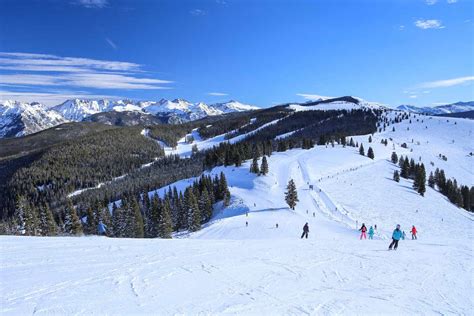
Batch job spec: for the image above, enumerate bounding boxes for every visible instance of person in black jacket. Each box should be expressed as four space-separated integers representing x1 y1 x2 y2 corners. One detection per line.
301 223 309 239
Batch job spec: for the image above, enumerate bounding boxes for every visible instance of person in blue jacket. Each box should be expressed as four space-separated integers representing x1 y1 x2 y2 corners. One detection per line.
368 226 375 239
388 224 402 250
97 220 107 236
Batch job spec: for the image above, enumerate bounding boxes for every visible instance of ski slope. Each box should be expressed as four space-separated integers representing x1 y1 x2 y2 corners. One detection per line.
1 110 473 315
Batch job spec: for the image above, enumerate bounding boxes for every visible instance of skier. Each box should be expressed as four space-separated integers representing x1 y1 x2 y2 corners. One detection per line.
301 223 309 239
312 212 315 217
411 225 417 240
368 226 374 240
246 221 248 227
388 224 403 250
276 223 279 229
374 224 377 231
97 221 107 236
359 223 367 240
402 231 406 240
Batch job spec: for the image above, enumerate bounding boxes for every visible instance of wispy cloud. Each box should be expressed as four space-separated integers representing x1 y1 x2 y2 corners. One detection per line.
418 76 474 88
296 93 333 100
415 19 445 29
447 0 457 3
73 0 109 9
0 52 172 90
208 92 228 96
409 95 418 99
0 90 123 107
105 38 118 50
190 9 206 16
399 25 405 31
425 0 437 5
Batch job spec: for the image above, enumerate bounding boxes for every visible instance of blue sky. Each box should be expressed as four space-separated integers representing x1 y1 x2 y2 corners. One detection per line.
0 0 473 107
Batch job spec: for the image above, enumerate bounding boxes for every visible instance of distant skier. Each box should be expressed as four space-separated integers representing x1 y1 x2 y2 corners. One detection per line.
368 226 374 240
301 223 309 239
388 224 403 250
312 212 315 217
276 223 279 229
246 221 248 227
97 221 107 236
359 223 367 240
402 231 406 240
374 224 377 231
411 225 417 240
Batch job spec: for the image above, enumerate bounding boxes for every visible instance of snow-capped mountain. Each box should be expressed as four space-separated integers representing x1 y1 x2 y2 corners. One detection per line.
0 98 259 138
52 98 259 123
0 100 68 138
397 101 474 115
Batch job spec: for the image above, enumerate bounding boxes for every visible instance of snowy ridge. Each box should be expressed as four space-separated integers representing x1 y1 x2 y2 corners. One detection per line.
397 101 474 115
0 100 68 137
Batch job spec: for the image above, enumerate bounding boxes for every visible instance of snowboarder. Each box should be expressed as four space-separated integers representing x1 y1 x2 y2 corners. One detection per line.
301 223 309 239
359 223 367 239
388 224 403 250
97 221 107 236
368 226 374 239
246 221 248 227
411 225 417 240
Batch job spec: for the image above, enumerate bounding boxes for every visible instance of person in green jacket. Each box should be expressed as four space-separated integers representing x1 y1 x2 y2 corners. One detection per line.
368 226 374 239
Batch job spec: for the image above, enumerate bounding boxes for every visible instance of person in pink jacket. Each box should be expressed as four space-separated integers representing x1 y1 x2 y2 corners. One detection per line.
359 223 367 240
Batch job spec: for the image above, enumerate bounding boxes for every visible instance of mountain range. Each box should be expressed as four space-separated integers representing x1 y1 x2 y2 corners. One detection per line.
396 101 474 115
0 98 258 138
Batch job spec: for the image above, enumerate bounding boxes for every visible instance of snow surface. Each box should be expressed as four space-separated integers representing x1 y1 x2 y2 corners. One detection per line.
1 111 473 315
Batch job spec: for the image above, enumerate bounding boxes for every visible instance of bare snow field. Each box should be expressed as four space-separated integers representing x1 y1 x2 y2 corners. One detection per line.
1 110 473 315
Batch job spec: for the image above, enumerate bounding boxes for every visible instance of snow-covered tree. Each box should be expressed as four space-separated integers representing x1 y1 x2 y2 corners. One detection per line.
359 144 365 156
393 170 400 182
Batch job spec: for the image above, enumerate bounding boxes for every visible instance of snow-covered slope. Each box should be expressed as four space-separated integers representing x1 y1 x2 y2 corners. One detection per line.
290 96 387 112
1 103 472 314
0 100 68 138
2 112 472 314
397 101 474 115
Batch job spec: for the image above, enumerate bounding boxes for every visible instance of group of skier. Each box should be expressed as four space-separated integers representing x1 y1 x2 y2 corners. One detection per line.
299 222 418 250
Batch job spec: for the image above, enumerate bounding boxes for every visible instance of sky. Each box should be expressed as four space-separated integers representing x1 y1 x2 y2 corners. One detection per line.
0 0 473 108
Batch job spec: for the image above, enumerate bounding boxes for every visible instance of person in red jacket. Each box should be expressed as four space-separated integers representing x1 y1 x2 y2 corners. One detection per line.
359 223 367 240
411 225 417 240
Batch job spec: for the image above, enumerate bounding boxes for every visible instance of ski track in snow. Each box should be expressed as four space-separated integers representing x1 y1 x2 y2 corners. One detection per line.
2 111 473 315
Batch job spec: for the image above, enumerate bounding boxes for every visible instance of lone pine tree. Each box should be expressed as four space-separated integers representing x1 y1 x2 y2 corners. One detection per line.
393 170 400 182
285 179 299 210
367 147 375 159
260 155 269 175
359 144 365 156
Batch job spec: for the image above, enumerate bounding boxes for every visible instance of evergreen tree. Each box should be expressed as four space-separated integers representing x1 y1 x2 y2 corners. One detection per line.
199 188 213 222
401 158 410 178
158 198 173 238
349 137 355 147
393 170 400 182
38 204 57 236
131 197 144 238
250 155 260 174
391 152 398 164
219 172 231 206
359 144 365 156
368 135 372 143
428 172 435 188
13 195 38 235
185 188 201 232
64 201 83 235
147 197 161 238
84 206 98 235
260 155 269 175
414 164 426 196
398 155 404 168
367 147 375 159
285 179 299 210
